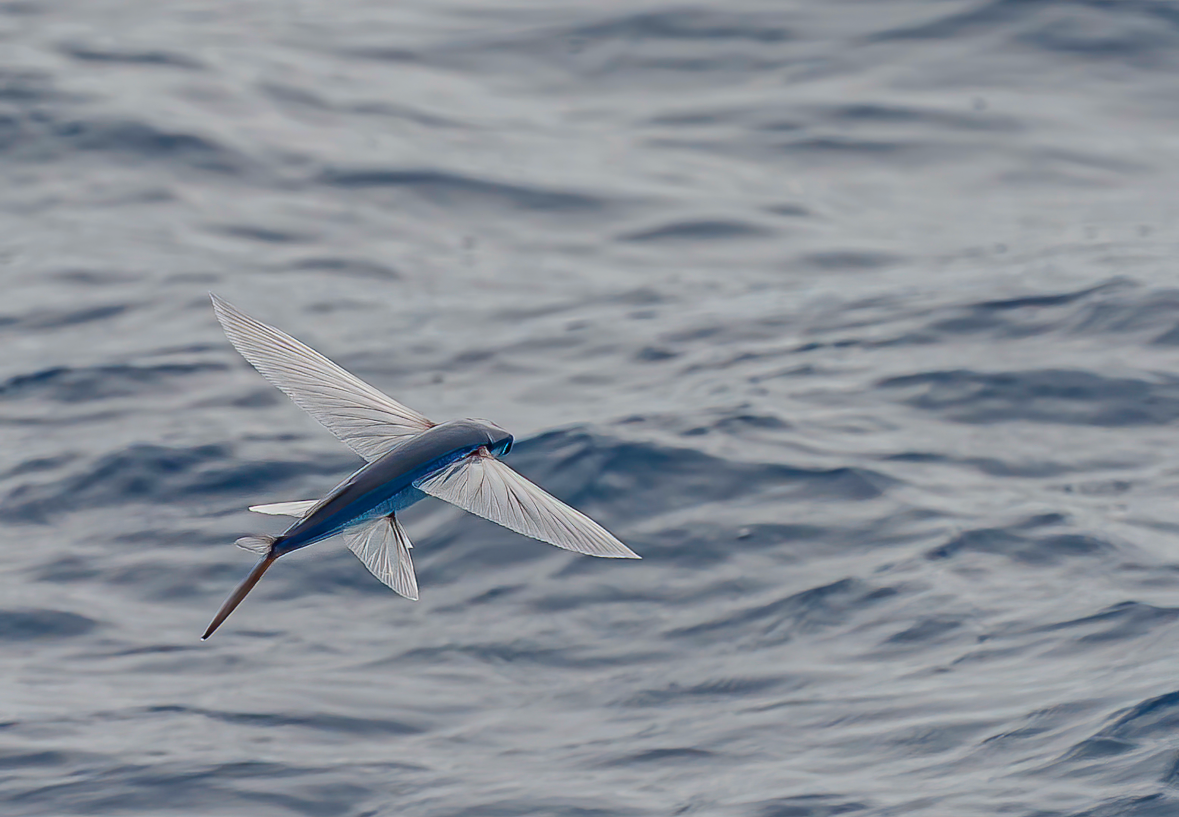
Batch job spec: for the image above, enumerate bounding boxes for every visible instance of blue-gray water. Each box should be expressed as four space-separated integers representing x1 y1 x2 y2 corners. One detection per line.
3 1 1179 815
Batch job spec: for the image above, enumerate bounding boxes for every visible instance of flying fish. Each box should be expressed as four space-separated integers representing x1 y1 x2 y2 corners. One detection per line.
202 295 639 639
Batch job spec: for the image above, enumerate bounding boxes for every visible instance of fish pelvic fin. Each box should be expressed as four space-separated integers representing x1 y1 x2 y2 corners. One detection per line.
202 553 278 640
235 534 278 554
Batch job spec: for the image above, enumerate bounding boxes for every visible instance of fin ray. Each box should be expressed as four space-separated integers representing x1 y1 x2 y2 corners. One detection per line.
415 451 639 559
235 534 277 554
343 516 418 600
248 500 319 518
211 294 434 462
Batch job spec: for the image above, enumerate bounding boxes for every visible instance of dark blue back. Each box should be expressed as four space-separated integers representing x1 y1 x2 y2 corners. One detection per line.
276 419 510 552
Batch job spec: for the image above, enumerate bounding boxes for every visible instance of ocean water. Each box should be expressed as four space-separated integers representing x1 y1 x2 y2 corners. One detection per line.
3 0 1179 814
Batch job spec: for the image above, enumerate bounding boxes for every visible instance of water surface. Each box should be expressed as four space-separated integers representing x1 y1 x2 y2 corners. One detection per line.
3 1 1179 815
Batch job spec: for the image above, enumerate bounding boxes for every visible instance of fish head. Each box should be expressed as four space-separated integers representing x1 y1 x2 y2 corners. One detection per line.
470 419 513 458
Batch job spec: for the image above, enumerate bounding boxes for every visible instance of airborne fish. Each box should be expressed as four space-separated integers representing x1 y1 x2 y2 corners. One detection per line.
202 295 639 639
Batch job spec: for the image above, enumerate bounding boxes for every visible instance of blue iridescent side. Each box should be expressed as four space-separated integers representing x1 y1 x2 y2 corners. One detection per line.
272 419 512 555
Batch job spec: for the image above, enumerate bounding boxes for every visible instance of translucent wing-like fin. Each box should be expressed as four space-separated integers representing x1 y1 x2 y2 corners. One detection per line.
342 515 418 600
235 534 277 554
415 451 640 559
249 500 320 517
211 294 434 462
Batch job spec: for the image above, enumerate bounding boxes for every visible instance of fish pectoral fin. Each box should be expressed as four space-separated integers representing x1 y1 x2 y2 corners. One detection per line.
342 515 418 601
248 500 320 517
414 451 640 559
211 294 435 462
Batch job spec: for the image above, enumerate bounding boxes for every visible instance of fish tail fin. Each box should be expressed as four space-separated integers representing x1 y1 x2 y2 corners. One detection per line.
235 534 278 554
201 553 278 640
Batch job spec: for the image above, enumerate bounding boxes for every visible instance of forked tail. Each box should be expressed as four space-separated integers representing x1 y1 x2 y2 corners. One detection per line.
202 550 278 640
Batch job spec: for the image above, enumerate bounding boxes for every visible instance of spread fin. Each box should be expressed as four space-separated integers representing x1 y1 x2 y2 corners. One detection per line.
249 500 319 518
342 515 418 601
235 534 278 554
211 294 434 461
415 450 639 558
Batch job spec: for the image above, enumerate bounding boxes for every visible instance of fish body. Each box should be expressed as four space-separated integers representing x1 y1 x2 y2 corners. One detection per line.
272 419 511 556
201 295 636 639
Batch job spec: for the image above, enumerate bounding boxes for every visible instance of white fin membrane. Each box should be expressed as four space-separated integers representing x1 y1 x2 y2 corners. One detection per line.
342 516 418 601
415 450 640 559
249 500 320 517
235 534 277 554
211 294 435 462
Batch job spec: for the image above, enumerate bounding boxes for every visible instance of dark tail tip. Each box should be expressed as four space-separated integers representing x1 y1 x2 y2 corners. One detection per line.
201 555 276 640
